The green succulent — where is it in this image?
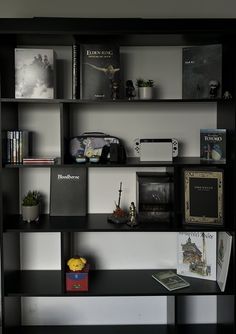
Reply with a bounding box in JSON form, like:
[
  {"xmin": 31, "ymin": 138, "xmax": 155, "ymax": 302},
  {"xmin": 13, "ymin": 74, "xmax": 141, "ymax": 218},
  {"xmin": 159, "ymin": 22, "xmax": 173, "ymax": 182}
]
[
  {"xmin": 136, "ymin": 79, "xmax": 154, "ymax": 87},
  {"xmin": 22, "ymin": 191, "xmax": 41, "ymax": 206}
]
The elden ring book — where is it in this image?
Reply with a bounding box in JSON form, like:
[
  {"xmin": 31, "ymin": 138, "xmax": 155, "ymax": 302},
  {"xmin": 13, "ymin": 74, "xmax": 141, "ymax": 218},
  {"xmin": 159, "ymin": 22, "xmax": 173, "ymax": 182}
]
[
  {"xmin": 81, "ymin": 44, "xmax": 120, "ymax": 100},
  {"xmin": 15, "ymin": 48, "xmax": 56, "ymax": 98},
  {"xmin": 177, "ymin": 232, "xmax": 217, "ymax": 281}
]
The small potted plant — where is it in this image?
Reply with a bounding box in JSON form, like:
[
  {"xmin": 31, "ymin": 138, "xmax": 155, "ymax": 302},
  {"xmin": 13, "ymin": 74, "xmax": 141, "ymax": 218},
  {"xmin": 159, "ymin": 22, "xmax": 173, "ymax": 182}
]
[
  {"xmin": 22, "ymin": 190, "xmax": 41, "ymax": 223},
  {"xmin": 136, "ymin": 78, "xmax": 155, "ymax": 100}
]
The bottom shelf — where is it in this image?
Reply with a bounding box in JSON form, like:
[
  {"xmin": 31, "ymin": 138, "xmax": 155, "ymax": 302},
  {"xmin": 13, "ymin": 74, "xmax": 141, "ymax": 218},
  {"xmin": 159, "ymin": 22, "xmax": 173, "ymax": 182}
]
[{"xmin": 4, "ymin": 324, "xmax": 234, "ymax": 334}]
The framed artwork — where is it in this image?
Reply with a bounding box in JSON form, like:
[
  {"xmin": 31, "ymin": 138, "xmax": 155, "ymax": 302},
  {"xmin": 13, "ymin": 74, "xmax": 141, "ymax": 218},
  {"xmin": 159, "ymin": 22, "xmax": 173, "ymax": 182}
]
[{"xmin": 184, "ymin": 169, "xmax": 223, "ymax": 225}]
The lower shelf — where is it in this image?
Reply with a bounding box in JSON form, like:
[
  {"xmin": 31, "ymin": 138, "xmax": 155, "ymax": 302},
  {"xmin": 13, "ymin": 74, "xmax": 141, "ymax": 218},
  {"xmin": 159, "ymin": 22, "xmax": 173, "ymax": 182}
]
[
  {"xmin": 4, "ymin": 269, "xmax": 230, "ymax": 296},
  {"xmin": 4, "ymin": 324, "xmax": 234, "ymax": 334}
]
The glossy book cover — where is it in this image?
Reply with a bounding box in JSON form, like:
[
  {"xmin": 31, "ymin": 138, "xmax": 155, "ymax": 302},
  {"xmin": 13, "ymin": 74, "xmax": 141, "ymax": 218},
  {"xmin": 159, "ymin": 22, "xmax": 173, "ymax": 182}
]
[{"xmin": 177, "ymin": 232, "xmax": 217, "ymax": 281}]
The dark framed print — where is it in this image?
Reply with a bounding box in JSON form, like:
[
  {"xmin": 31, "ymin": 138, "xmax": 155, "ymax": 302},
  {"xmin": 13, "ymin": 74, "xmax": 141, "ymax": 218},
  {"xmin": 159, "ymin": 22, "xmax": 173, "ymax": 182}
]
[{"xmin": 184, "ymin": 169, "xmax": 223, "ymax": 225}]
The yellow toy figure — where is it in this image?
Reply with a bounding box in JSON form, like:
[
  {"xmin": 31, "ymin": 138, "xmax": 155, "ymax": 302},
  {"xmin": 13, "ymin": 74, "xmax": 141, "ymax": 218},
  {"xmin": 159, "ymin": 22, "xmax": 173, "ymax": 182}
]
[{"xmin": 67, "ymin": 257, "xmax": 87, "ymax": 272}]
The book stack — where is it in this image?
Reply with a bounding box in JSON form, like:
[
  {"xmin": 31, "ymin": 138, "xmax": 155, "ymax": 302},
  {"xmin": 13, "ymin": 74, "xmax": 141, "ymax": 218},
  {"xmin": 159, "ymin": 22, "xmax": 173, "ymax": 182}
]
[
  {"xmin": 23, "ymin": 157, "xmax": 57, "ymax": 165},
  {"xmin": 6, "ymin": 130, "xmax": 29, "ymax": 164}
]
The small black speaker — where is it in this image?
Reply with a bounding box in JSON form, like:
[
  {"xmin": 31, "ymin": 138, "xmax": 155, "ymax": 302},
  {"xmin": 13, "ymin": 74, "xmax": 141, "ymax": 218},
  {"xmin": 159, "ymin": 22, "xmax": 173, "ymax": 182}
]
[{"xmin": 110, "ymin": 143, "xmax": 126, "ymax": 163}]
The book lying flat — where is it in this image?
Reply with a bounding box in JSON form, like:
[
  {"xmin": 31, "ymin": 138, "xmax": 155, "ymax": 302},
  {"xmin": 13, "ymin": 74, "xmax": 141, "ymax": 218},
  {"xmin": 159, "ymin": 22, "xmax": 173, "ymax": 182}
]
[{"xmin": 152, "ymin": 270, "xmax": 190, "ymax": 291}]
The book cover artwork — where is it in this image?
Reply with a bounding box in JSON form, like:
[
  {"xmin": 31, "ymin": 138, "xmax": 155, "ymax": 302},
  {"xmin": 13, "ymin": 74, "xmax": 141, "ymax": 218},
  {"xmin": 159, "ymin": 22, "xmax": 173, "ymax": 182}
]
[
  {"xmin": 200, "ymin": 129, "xmax": 226, "ymax": 162},
  {"xmin": 182, "ymin": 44, "xmax": 222, "ymax": 99},
  {"xmin": 217, "ymin": 232, "xmax": 232, "ymax": 292},
  {"xmin": 184, "ymin": 170, "xmax": 223, "ymax": 225},
  {"xmin": 152, "ymin": 270, "xmax": 190, "ymax": 291},
  {"xmin": 15, "ymin": 48, "xmax": 55, "ymax": 98},
  {"xmin": 177, "ymin": 232, "xmax": 217, "ymax": 280},
  {"xmin": 81, "ymin": 44, "xmax": 120, "ymax": 100}
]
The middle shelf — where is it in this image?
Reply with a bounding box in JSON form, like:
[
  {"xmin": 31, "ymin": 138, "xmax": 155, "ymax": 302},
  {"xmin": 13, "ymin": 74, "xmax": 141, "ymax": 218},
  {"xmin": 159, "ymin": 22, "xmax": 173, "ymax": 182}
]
[{"xmin": 4, "ymin": 269, "xmax": 232, "ymax": 297}]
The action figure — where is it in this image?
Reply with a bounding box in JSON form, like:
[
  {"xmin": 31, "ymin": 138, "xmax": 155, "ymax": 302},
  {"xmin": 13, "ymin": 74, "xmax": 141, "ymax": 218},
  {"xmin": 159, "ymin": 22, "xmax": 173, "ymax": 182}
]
[
  {"xmin": 127, "ymin": 202, "xmax": 138, "ymax": 227},
  {"xmin": 111, "ymin": 80, "xmax": 120, "ymax": 100},
  {"xmin": 126, "ymin": 80, "xmax": 136, "ymax": 100},
  {"xmin": 208, "ymin": 80, "xmax": 220, "ymax": 98}
]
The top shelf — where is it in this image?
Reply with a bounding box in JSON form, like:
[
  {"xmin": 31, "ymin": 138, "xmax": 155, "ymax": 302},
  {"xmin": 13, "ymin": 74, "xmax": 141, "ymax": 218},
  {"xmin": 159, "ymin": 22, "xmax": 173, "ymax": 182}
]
[{"xmin": 0, "ymin": 98, "xmax": 222, "ymax": 104}]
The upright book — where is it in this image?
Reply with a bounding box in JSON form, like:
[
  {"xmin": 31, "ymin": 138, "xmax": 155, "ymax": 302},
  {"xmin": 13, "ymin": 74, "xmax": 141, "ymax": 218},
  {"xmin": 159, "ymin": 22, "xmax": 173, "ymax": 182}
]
[
  {"xmin": 50, "ymin": 167, "xmax": 87, "ymax": 216},
  {"xmin": 200, "ymin": 129, "xmax": 226, "ymax": 162},
  {"xmin": 182, "ymin": 44, "xmax": 222, "ymax": 99},
  {"xmin": 177, "ymin": 232, "xmax": 217, "ymax": 281},
  {"xmin": 15, "ymin": 48, "xmax": 56, "ymax": 99},
  {"xmin": 217, "ymin": 232, "xmax": 232, "ymax": 292},
  {"xmin": 81, "ymin": 44, "xmax": 120, "ymax": 100}
]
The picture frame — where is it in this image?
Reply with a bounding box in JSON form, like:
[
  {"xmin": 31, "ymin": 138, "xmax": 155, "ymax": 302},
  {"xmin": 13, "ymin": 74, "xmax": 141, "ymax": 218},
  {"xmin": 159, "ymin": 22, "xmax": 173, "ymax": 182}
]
[{"xmin": 184, "ymin": 169, "xmax": 223, "ymax": 225}]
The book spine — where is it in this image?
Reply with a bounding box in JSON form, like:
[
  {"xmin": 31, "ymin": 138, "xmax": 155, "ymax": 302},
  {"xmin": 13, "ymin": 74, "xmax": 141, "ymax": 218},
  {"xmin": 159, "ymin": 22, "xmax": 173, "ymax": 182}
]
[
  {"xmin": 12, "ymin": 131, "xmax": 17, "ymax": 164},
  {"xmin": 15, "ymin": 130, "xmax": 20, "ymax": 164},
  {"xmin": 72, "ymin": 44, "xmax": 80, "ymax": 99},
  {"xmin": 7, "ymin": 131, "xmax": 12, "ymax": 164},
  {"xmin": 22, "ymin": 130, "xmax": 29, "ymax": 159}
]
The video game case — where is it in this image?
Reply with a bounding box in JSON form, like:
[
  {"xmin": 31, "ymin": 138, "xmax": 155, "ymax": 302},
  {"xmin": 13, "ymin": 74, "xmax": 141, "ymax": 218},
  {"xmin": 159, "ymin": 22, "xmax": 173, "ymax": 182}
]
[
  {"xmin": 80, "ymin": 44, "xmax": 120, "ymax": 100},
  {"xmin": 200, "ymin": 129, "xmax": 226, "ymax": 161},
  {"xmin": 152, "ymin": 270, "xmax": 190, "ymax": 291}
]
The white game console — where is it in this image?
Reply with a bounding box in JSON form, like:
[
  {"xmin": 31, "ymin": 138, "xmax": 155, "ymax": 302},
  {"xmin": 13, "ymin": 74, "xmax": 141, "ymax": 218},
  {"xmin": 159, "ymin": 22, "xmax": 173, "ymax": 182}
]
[{"xmin": 134, "ymin": 138, "xmax": 178, "ymax": 161}]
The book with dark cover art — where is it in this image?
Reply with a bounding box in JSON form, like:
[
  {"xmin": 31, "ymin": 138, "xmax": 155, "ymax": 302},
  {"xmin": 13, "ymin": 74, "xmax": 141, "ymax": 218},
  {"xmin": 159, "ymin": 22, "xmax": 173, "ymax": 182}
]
[
  {"xmin": 81, "ymin": 44, "xmax": 120, "ymax": 100},
  {"xmin": 15, "ymin": 48, "xmax": 56, "ymax": 99},
  {"xmin": 184, "ymin": 169, "xmax": 223, "ymax": 225},
  {"xmin": 200, "ymin": 129, "xmax": 226, "ymax": 162},
  {"xmin": 50, "ymin": 167, "xmax": 87, "ymax": 216},
  {"xmin": 182, "ymin": 44, "xmax": 222, "ymax": 99}
]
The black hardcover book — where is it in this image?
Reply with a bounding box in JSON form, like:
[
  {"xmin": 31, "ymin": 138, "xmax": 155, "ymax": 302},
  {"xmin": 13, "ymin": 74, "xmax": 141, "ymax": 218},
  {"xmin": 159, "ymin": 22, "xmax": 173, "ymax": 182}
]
[
  {"xmin": 182, "ymin": 44, "xmax": 222, "ymax": 99},
  {"xmin": 72, "ymin": 44, "xmax": 80, "ymax": 99},
  {"xmin": 50, "ymin": 167, "xmax": 87, "ymax": 216},
  {"xmin": 200, "ymin": 129, "xmax": 226, "ymax": 161},
  {"xmin": 184, "ymin": 169, "xmax": 223, "ymax": 225},
  {"xmin": 81, "ymin": 44, "xmax": 120, "ymax": 100}
]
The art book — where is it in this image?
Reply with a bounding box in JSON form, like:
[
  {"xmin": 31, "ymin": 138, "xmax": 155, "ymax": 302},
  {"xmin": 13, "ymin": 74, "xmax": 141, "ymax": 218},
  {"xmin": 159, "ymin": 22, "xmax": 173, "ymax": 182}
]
[
  {"xmin": 200, "ymin": 129, "xmax": 226, "ymax": 162},
  {"xmin": 182, "ymin": 44, "xmax": 222, "ymax": 99},
  {"xmin": 217, "ymin": 232, "xmax": 232, "ymax": 292},
  {"xmin": 81, "ymin": 44, "xmax": 120, "ymax": 100},
  {"xmin": 15, "ymin": 48, "xmax": 56, "ymax": 98},
  {"xmin": 177, "ymin": 232, "xmax": 217, "ymax": 281},
  {"xmin": 152, "ymin": 270, "xmax": 190, "ymax": 291}
]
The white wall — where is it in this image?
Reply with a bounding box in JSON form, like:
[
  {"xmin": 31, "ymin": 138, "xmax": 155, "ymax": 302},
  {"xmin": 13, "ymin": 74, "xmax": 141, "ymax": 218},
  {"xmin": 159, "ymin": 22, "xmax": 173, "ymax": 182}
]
[
  {"xmin": 0, "ymin": 0, "xmax": 236, "ymax": 18},
  {"xmin": 0, "ymin": 0, "xmax": 228, "ymax": 326}
]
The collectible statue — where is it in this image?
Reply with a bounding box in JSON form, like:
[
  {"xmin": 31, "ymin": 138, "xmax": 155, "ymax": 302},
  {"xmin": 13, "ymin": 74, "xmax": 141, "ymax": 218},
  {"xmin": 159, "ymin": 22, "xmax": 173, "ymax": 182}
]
[
  {"xmin": 107, "ymin": 182, "xmax": 128, "ymax": 224},
  {"xmin": 127, "ymin": 201, "xmax": 138, "ymax": 227},
  {"xmin": 208, "ymin": 80, "xmax": 220, "ymax": 98},
  {"xmin": 223, "ymin": 91, "xmax": 232, "ymax": 99},
  {"xmin": 126, "ymin": 80, "xmax": 136, "ymax": 100},
  {"xmin": 111, "ymin": 80, "xmax": 120, "ymax": 100}
]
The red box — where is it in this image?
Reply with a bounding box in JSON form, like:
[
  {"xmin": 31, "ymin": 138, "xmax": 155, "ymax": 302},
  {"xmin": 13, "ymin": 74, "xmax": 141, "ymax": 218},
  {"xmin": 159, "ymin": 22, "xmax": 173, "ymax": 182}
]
[{"xmin": 66, "ymin": 264, "xmax": 89, "ymax": 292}]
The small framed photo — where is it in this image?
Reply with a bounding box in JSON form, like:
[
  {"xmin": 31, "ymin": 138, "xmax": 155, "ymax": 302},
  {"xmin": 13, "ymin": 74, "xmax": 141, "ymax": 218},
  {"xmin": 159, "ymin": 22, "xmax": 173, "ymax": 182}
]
[{"xmin": 184, "ymin": 169, "xmax": 223, "ymax": 225}]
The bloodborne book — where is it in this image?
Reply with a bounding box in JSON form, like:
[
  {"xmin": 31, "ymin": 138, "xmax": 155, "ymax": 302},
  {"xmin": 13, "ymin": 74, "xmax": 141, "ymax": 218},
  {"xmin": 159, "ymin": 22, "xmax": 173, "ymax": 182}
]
[
  {"xmin": 81, "ymin": 44, "xmax": 120, "ymax": 100},
  {"xmin": 200, "ymin": 129, "xmax": 226, "ymax": 162},
  {"xmin": 182, "ymin": 44, "xmax": 222, "ymax": 99},
  {"xmin": 50, "ymin": 167, "xmax": 87, "ymax": 216},
  {"xmin": 184, "ymin": 169, "xmax": 223, "ymax": 225}
]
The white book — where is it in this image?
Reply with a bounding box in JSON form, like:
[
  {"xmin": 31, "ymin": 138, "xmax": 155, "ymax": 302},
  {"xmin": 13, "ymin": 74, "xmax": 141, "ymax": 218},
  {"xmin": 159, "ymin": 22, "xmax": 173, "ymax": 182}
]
[
  {"xmin": 177, "ymin": 232, "xmax": 217, "ymax": 281},
  {"xmin": 217, "ymin": 232, "xmax": 232, "ymax": 292}
]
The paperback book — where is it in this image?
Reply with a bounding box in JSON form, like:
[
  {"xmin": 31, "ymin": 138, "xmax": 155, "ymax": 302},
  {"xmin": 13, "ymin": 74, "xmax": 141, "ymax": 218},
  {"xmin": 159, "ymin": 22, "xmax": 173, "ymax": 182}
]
[
  {"xmin": 152, "ymin": 270, "xmax": 190, "ymax": 291},
  {"xmin": 182, "ymin": 44, "xmax": 222, "ymax": 99},
  {"xmin": 200, "ymin": 129, "xmax": 226, "ymax": 162},
  {"xmin": 177, "ymin": 232, "xmax": 217, "ymax": 281},
  {"xmin": 81, "ymin": 44, "xmax": 120, "ymax": 100},
  {"xmin": 217, "ymin": 232, "xmax": 232, "ymax": 292},
  {"xmin": 15, "ymin": 48, "xmax": 56, "ymax": 99}
]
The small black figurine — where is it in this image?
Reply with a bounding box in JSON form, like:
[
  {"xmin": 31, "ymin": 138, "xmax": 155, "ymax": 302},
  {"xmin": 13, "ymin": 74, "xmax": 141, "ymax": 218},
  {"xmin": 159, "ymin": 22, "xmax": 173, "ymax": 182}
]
[
  {"xmin": 209, "ymin": 80, "xmax": 220, "ymax": 98},
  {"xmin": 126, "ymin": 80, "xmax": 136, "ymax": 100},
  {"xmin": 223, "ymin": 91, "xmax": 232, "ymax": 99},
  {"xmin": 111, "ymin": 80, "xmax": 120, "ymax": 100}
]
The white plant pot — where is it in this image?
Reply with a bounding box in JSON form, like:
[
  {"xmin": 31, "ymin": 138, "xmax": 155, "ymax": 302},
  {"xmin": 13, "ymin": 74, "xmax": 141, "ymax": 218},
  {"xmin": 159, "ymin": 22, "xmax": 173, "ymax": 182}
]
[
  {"xmin": 138, "ymin": 87, "xmax": 153, "ymax": 100},
  {"xmin": 22, "ymin": 204, "xmax": 39, "ymax": 223}
]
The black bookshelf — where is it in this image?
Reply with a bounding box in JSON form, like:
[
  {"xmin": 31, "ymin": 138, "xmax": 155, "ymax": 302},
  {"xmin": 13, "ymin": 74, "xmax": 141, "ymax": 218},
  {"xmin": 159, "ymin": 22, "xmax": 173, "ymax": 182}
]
[{"xmin": 0, "ymin": 17, "xmax": 235, "ymax": 333}]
